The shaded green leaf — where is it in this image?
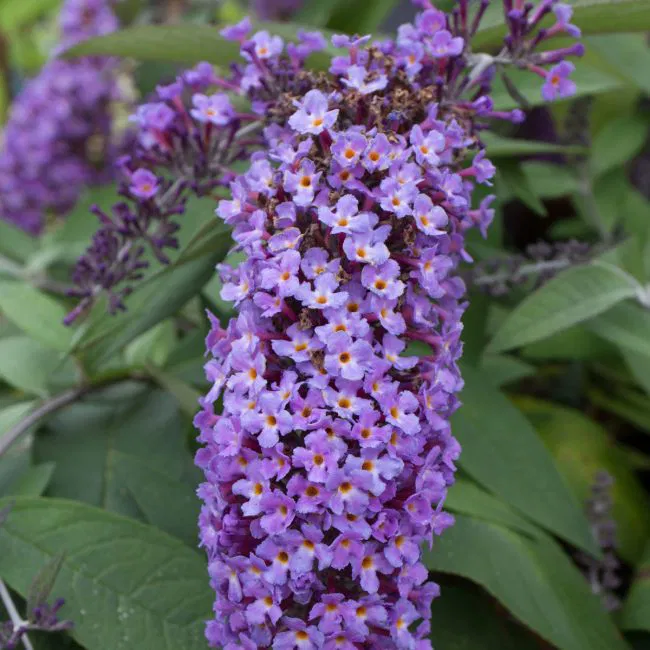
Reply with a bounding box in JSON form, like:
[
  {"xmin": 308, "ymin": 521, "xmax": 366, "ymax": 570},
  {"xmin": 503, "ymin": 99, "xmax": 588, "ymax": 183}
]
[
  {"xmin": 454, "ymin": 366, "xmax": 599, "ymax": 556},
  {"xmin": 0, "ymin": 281, "xmax": 73, "ymax": 352},
  {"xmin": 622, "ymin": 541, "xmax": 650, "ymax": 632},
  {"xmin": 77, "ymin": 248, "xmax": 228, "ymax": 372},
  {"xmin": 483, "ymin": 133, "xmax": 587, "ymax": 157},
  {"xmin": 586, "ymin": 302, "xmax": 650, "ymax": 358},
  {"xmin": 479, "ymin": 354, "xmax": 536, "ymax": 387},
  {"xmin": 586, "ymin": 33, "xmax": 650, "ymax": 94},
  {"xmin": 430, "ymin": 580, "xmax": 541, "ymax": 649},
  {"xmin": 6, "ymin": 462, "xmax": 56, "ymax": 497},
  {"xmin": 591, "ymin": 114, "xmax": 649, "ymax": 177},
  {"xmin": 518, "ymin": 396, "xmax": 650, "ymax": 562},
  {"xmin": 0, "ymin": 337, "xmax": 76, "ymax": 397},
  {"xmin": 0, "ymin": 220, "xmax": 38, "ymax": 263},
  {"xmin": 63, "ymin": 21, "xmax": 334, "ymax": 70},
  {"xmin": 27, "ymin": 551, "xmax": 66, "ymax": 614},
  {"xmin": 35, "ymin": 386, "xmax": 197, "ymax": 543},
  {"xmin": 445, "ymin": 479, "xmax": 543, "ymax": 540},
  {"xmin": 497, "ymin": 161, "xmax": 546, "ymax": 216},
  {"xmin": 147, "ymin": 365, "xmax": 201, "ymax": 418},
  {"xmin": 0, "ymin": 497, "xmax": 212, "ymax": 650},
  {"xmin": 488, "ymin": 263, "xmax": 638, "ymax": 353},
  {"xmin": 425, "ymin": 515, "xmax": 629, "ymax": 650},
  {"xmin": 522, "ymin": 161, "xmax": 580, "ymax": 198}
]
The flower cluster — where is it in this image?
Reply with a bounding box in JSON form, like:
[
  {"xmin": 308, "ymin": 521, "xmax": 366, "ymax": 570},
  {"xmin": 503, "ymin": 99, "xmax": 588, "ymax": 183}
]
[
  {"xmin": 194, "ymin": 2, "xmax": 582, "ymax": 648},
  {"xmin": 469, "ymin": 239, "xmax": 596, "ymax": 296},
  {"xmin": 0, "ymin": 598, "xmax": 72, "ymax": 650},
  {"xmin": 65, "ymin": 62, "xmax": 262, "ymax": 322},
  {"xmin": 576, "ymin": 471, "xmax": 621, "ymax": 613},
  {"xmin": 0, "ymin": 0, "xmax": 120, "ymax": 235}
]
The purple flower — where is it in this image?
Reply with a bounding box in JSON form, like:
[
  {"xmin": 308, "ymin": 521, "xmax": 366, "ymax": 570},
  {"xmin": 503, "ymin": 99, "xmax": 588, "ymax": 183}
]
[
  {"xmin": 250, "ymin": 31, "xmax": 284, "ymax": 60},
  {"xmin": 552, "ymin": 4, "xmax": 581, "ymax": 37},
  {"xmin": 341, "ymin": 65, "xmax": 388, "ymax": 95},
  {"xmin": 412, "ymin": 194, "xmax": 447, "ymax": 235},
  {"xmin": 190, "ymin": 93, "xmax": 234, "ymax": 126},
  {"xmin": 284, "ymin": 158, "xmax": 322, "ymax": 206},
  {"xmin": 129, "ymin": 168, "xmax": 159, "ymax": 199},
  {"xmin": 332, "ymin": 131, "xmax": 368, "ymax": 167},
  {"xmin": 296, "ymin": 273, "xmax": 348, "ymax": 310},
  {"xmin": 220, "ymin": 17, "xmax": 252, "ymax": 42},
  {"xmin": 289, "ymin": 90, "xmax": 339, "ymax": 135},
  {"xmin": 542, "ymin": 61, "xmax": 577, "ymax": 101},
  {"xmin": 324, "ymin": 332, "xmax": 374, "ymax": 381},
  {"xmin": 361, "ymin": 260, "xmax": 405, "ymax": 300},
  {"xmin": 427, "ymin": 30, "xmax": 464, "ymax": 58},
  {"xmin": 318, "ymin": 195, "xmax": 376, "ymax": 234}
]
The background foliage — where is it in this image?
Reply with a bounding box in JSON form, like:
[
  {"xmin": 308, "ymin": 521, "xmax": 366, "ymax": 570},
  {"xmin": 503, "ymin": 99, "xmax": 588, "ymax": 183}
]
[{"xmin": 0, "ymin": 0, "xmax": 650, "ymax": 648}]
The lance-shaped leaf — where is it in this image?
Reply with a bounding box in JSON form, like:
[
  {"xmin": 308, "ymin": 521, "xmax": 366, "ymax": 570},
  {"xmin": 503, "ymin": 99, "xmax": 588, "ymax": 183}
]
[{"xmin": 489, "ymin": 263, "xmax": 639, "ymax": 353}]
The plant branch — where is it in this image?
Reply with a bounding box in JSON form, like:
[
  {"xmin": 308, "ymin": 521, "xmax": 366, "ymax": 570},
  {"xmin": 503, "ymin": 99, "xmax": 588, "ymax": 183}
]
[
  {"xmin": 0, "ymin": 578, "xmax": 34, "ymax": 650},
  {"xmin": 0, "ymin": 372, "xmax": 149, "ymax": 458}
]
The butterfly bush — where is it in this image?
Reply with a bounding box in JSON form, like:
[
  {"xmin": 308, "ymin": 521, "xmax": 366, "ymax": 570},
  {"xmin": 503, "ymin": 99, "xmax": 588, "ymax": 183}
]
[
  {"xmin": 190, "ymin": 2, "xmax": 583, "ymax": 648},
  {"xmin": 0, "ymin": 0, "xmax": 120, "ymax": 235}
]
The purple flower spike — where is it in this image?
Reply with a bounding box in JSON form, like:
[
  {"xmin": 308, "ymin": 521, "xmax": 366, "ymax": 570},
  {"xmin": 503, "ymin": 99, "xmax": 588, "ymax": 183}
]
[{"xmin": 0, "ymin": 0, "xmax": 120, "ymax": 235}]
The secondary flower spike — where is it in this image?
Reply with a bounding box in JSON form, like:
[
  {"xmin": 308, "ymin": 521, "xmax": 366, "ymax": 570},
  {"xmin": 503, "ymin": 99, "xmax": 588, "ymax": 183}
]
[
  {"xmin": 194, "ymin": 2, "xmax": 582, "ymax": 648},
  {"xmin": 0, "ymin": 0, "xmax": 120, "ymax": 235}
]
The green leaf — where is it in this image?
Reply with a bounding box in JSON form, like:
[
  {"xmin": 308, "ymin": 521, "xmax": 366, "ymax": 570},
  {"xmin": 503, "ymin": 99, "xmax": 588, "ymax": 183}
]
[
  {"xmin": 124, "ymin": 321, "xmax": 176, "ymax": 369},
  {"xmin": 425, "ymin": 515, "xmax": 629, "ymax": 650},
  {"xmin": 589, "ymin": 386, "xmax": 650, "ymax": 434},
  {"xmin": 586, "ymin": 34, "xmax": 650, "ymax": 96},
  {"xmin": 488, "ymin": 263, "xmax": 638, "ymax": 353},
  {"xmin": 454, "ymin": 365, "xmax": 599, "ymax": 556},
  {"xmin": 331, "ymin": 0, "xmax": 398, "ymax": 32},
  {"xmin": 0, "ymin": 220, "xmax": 38, "ymax": 263},
  {"xmin": 0, "ymin": 496, "xmax": 212, "ymax": 650},
  {"xmin": 76, "ymin": 247, "xmax": 228, "ymax": 372},
  {"xmin": 63, "ymin": 23, "xmax": 239, "ymax": 62},
  {"xmin": 492, "ymin": 56, "xmax": 625, "ymax": 110},
  {"xmin": 295, "ymin": 0, "xmax": 342, "ymax": 25},
  {"xmin": 518, "ymin": 396, "xmax": 650, "ymax": 563},
  {"xmin": 622, "ymin": 541, "xmax": 650, "ymax": 632},
  {"xmin": 522, "ymin": 162, "xmax": 580, "ymax": 199},
  {"xmin": 430, "ymin": 580, "xmax": 541, "ymax": 649},
  {"xmin": 591, "ymin": 114, "xmax": 649, "ymax": 177},
  {"xmin": 147, "ymin": 365, "xmax": 201, "ymax": 418},
  {"xmin": 0, "ymin": 0, "xmax": 59, "ymax": 31},
  {"xmin": 35, "ymin": 386, "xmax": 198, "ymax": 544},
  {"xmin": 0, "ymin": 281, "xmax": 73, "ymax": 352},
  {"xmin": 483, "ymin": 133, "xmax": 587, "ymax": 157},
  {"xmin": 0, "ymin": 337, "xmax": 76, "ymax": 397},
  {"xmin": 623, "ymin": 350, "xmax": 650, "ymax": 396},
  {"xmin": 6, "ymin": 462, "xmax": 56, "ymax": 497},
  {"xmin": 474, "ymin": 0, "xmax": 650, "ymax": 49},
  {"xmin": 479, "ymin": 354, "xmax": 536, "ymax": 387},
  {"xmin": 445, "ymin": 479, "xmax": 543, "ymax": 540},
  {"xmin": 27, "ymin": 551, "xmax": 66, "ymax": 614},
  {"xmin": 63, "ymin": 22, "xmax": 333, "ymax": 70},
  {"xmin": 497, "ymin": 160, "xmax": 546, "ymax": 216},
  {"xmin": 586, "ymin": 302, "xmax": 650, "ymax": 358},
  {"xmin": 0, "ymin": 401, "xmax": 36, "ymax": 449}
]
